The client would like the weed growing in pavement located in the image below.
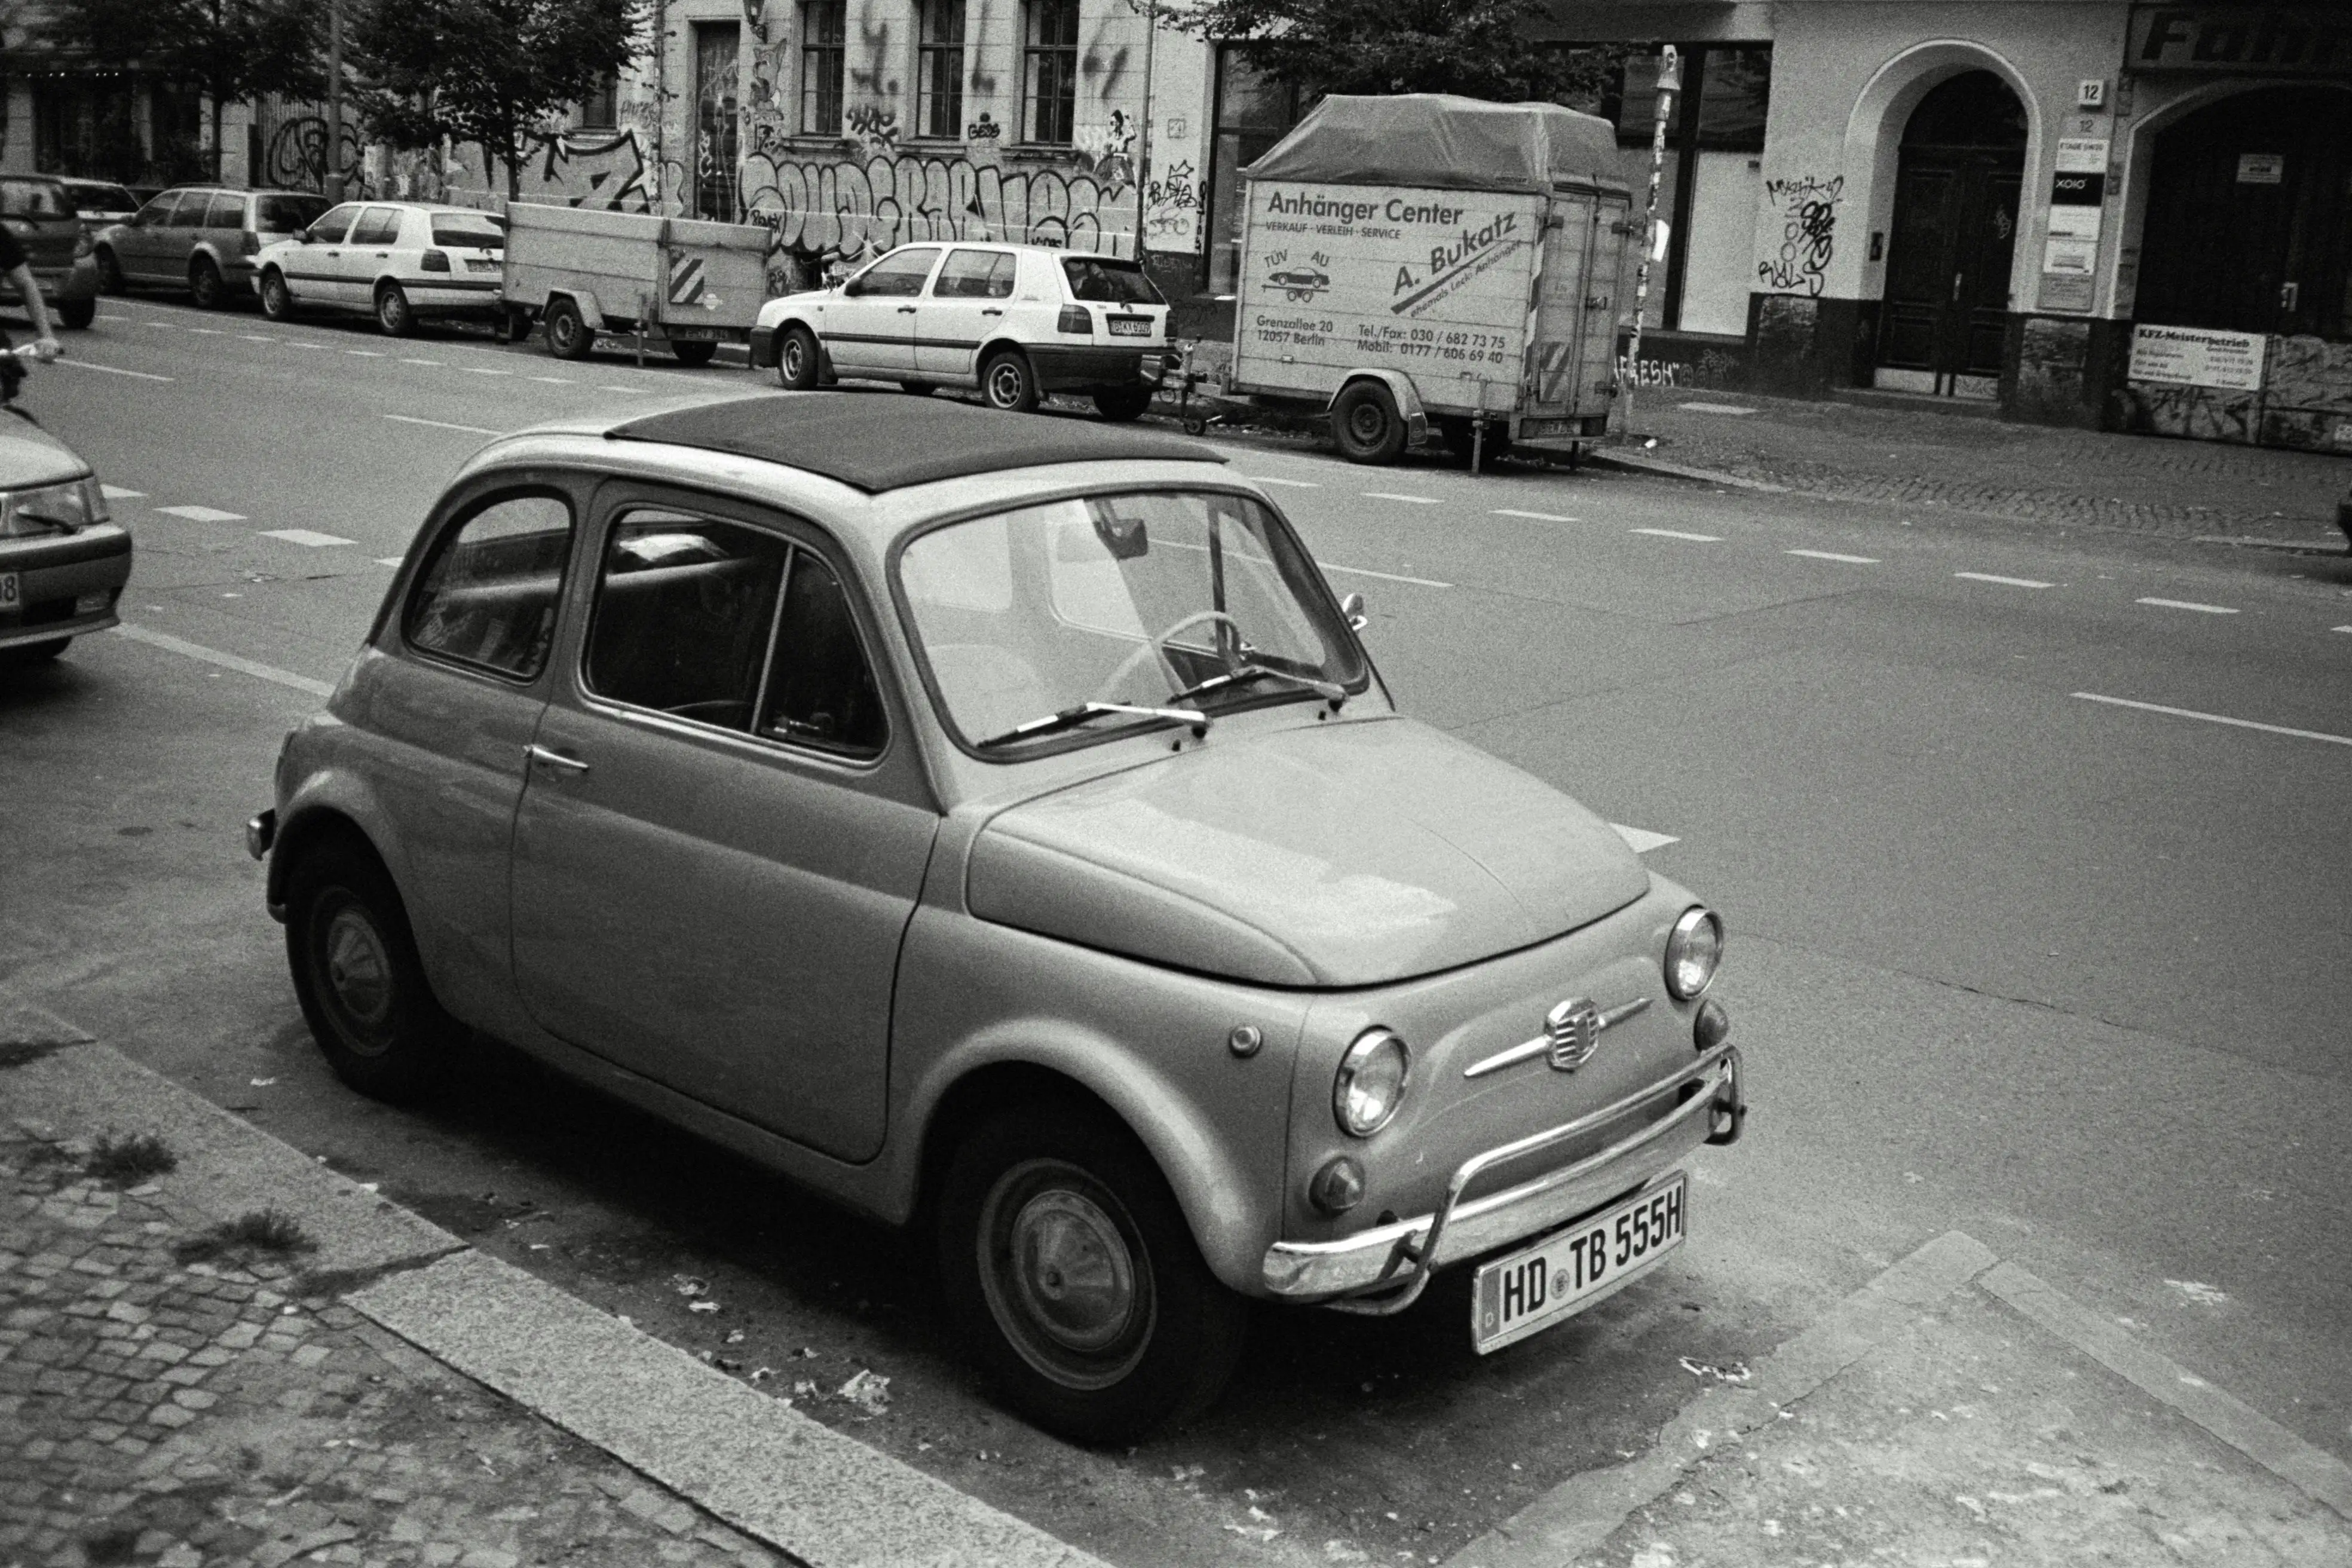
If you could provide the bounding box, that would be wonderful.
[85,1131,178,1188]
[175,1206,317,1263]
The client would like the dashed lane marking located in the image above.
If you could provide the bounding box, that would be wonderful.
[112,624,335,698]
[1493,509,1578,522]
[1609,824,1679,854]
[599,384,656,393]
[375,557,405,568]
[2136,596,2239,615]
[2072,692,2351,749]
[1632,527,1721,542]
[464,366,516,376]
[259,528,356,548]
[2337,626,2352,634]
[1242,475,1321,488]
[100,486,144,501]
[399,358,444,366]
[1362,491,1445,504]
[153,506,246,523]
[186,327,226,335]
[1786,548,1881,564]
[1676,401,1756,416]
[97,313,130,322]
[383,414,506,436]
[1955,571,2053,588]
[1322,562,1451,589]
[51,360,172,382]
[347,350,387,357]
[238,334,277,342]
[528,375,574,384]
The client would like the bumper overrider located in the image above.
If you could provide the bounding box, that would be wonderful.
[1262,1042,1744,1310]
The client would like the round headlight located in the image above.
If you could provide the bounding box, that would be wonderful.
[1334,1028,1410,1137]
[1665,907,1723,1000]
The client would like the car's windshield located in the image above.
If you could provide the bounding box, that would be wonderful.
[897,490,1364,754]
[1061,256,1165,305]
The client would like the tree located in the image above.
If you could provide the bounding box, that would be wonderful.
[1169,0,1625,106]
[348,0,647,202]
[38,0,326,178]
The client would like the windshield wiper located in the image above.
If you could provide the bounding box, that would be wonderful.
[1166,663,1348,709]
[973,700,1208,749]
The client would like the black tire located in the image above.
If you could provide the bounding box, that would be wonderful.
[545,296,594,360]
[670,338,718,366]
[981,349,1040,414]
[1332,380,1408,464]
[56,298,95,330]
[899,379,936,397]
[259,269,295,323]
[776,324,821,389]
[1093,385,1152,422]
[189,256,224,311]
[95,247,125,295]
[286,840,457,1102]
[375,281,415,338]
[0,637,69,666]
[936,1101,1247,1444]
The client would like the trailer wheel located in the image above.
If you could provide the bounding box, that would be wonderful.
[1332,381,1408,465]
[670,339,718,366]
[545,296,595,360]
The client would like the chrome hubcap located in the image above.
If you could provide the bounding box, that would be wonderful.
[322,906,394,1049]
[783,342,804,378]
[978,1160,1153,1389]
[990,364,1022,405]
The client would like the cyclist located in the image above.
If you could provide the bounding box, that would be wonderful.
[0,215,60,400]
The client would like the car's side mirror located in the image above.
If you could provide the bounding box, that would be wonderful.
[840,274,865,298]
[1340,591,1367,631]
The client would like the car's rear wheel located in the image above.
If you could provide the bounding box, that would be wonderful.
[1331,379,1408,464]
[375,281,415,337]
[545,296,594,360]
[1093,385,1152,422]
[776,324,821,389]
[981,349,1040,413]
[286,840,457,1102]
[188,256,224,311]
[259,269,295,322]
[94,247,125,295]
[670,338,718,366]
[937,1101,1247,1444]
[56,299,94,330]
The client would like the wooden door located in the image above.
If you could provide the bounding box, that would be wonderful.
[1878,151,2020,378]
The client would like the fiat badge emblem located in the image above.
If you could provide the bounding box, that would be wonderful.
[1545,997,1602,1071]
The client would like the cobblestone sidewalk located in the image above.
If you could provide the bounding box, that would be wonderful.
[1617,391,2352,546]
[1,1122,790,1568]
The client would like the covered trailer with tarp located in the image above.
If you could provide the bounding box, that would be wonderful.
[1225,94,1634,465]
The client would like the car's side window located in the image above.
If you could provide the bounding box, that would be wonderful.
[204,193,249,229]
[404,492,575,679]
[848,246,941,298]
[307,204,360,244]
[135,193,180,228]
[934,249,1015,299]
[760,551,887,758]
[584,511,790,733]
[351,207,402,246]
[166,195,207,229]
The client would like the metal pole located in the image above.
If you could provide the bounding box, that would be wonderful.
[324,0,344,201]
[1621,44,1678,440]
[653,0,668,211]
[1134,0,1156,262]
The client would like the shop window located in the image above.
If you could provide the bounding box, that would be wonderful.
[1609,44,1772,335]
[1203,47,1304,295]
[801,0,846,136]
[917,0,966,140]
[1022,0,1080,146]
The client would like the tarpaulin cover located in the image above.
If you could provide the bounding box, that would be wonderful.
[1242,93,1626,197]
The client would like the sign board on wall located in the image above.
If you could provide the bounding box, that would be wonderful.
[2048,206,2103,239]
[2038,275,2095,312]
[2043,237,2099,275]
[2235,152,2284,184]
[2127,323,2266,390]
[2054,138,2109,174]
[2127,5,2352,74]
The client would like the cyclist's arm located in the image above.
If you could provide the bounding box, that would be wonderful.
[7,264,57,360]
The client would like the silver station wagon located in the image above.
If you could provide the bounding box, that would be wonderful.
[248,395,1744,1441]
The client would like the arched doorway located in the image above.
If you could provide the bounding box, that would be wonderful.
[2135,88,2352,342]
[1876,71,2027,390]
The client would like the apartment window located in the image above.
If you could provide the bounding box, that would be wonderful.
[917,0,965,140]
[1022,0,1079,146]
[578,72,620,130]
[1609,43,1773,335]
[801,0,846,136]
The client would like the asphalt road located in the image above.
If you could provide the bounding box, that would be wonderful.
[5,292,2350,1566]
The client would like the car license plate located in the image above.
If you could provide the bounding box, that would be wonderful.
[1107,316,1152,337]
[0,572,17,611]
[666,325,724,342]
[1519,416,1573,439]
[1472,1172,1686,1354]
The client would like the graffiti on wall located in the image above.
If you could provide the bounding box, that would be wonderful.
[742,146,1132,266]
[1142,156,1199,246]
[1757,174,1841,297]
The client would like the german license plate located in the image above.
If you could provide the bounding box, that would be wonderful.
[1519,416,1573,439]
[0,571,17,611]
[1472,1173,1686,1353]
[1107,316,1152,337]
[666,325,724,342]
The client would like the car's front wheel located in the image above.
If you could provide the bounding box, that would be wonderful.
[937,1101,1247,1444]
[94,247,125,295]
[259,269,295,322]
[981,349,1040,413]
[776,324,821,389]
[286,838,456,1102]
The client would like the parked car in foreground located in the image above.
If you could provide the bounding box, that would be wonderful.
[256,201,506,335]
[247,393,1742,1441]
[1,176,102,330]
[751,242,1171,419]
[0,361,130,665]
[56,178,139,245]
[94,186,331,308]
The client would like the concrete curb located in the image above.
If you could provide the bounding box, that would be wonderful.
[1583,451,1793,496]
[0,1030,1110,1568]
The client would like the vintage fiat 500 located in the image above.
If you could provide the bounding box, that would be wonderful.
[248,394,1742,1442]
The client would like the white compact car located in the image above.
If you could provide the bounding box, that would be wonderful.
[256,202,506,336]
[751,242,1169,421]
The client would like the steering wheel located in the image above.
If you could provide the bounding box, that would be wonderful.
[1092,610,1241,704]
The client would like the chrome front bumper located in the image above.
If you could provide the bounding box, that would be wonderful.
[1261,1043,1743,1310]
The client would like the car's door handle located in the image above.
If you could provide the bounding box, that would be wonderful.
[525,743,589,774]
[982,308,1003,316]
[896,305,918,313]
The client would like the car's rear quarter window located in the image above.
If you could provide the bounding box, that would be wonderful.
[405,492,575,679]
[1061,256,1165,305]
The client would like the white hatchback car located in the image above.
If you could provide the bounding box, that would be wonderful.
[751,242,1169,420]
[256,202,506,336]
